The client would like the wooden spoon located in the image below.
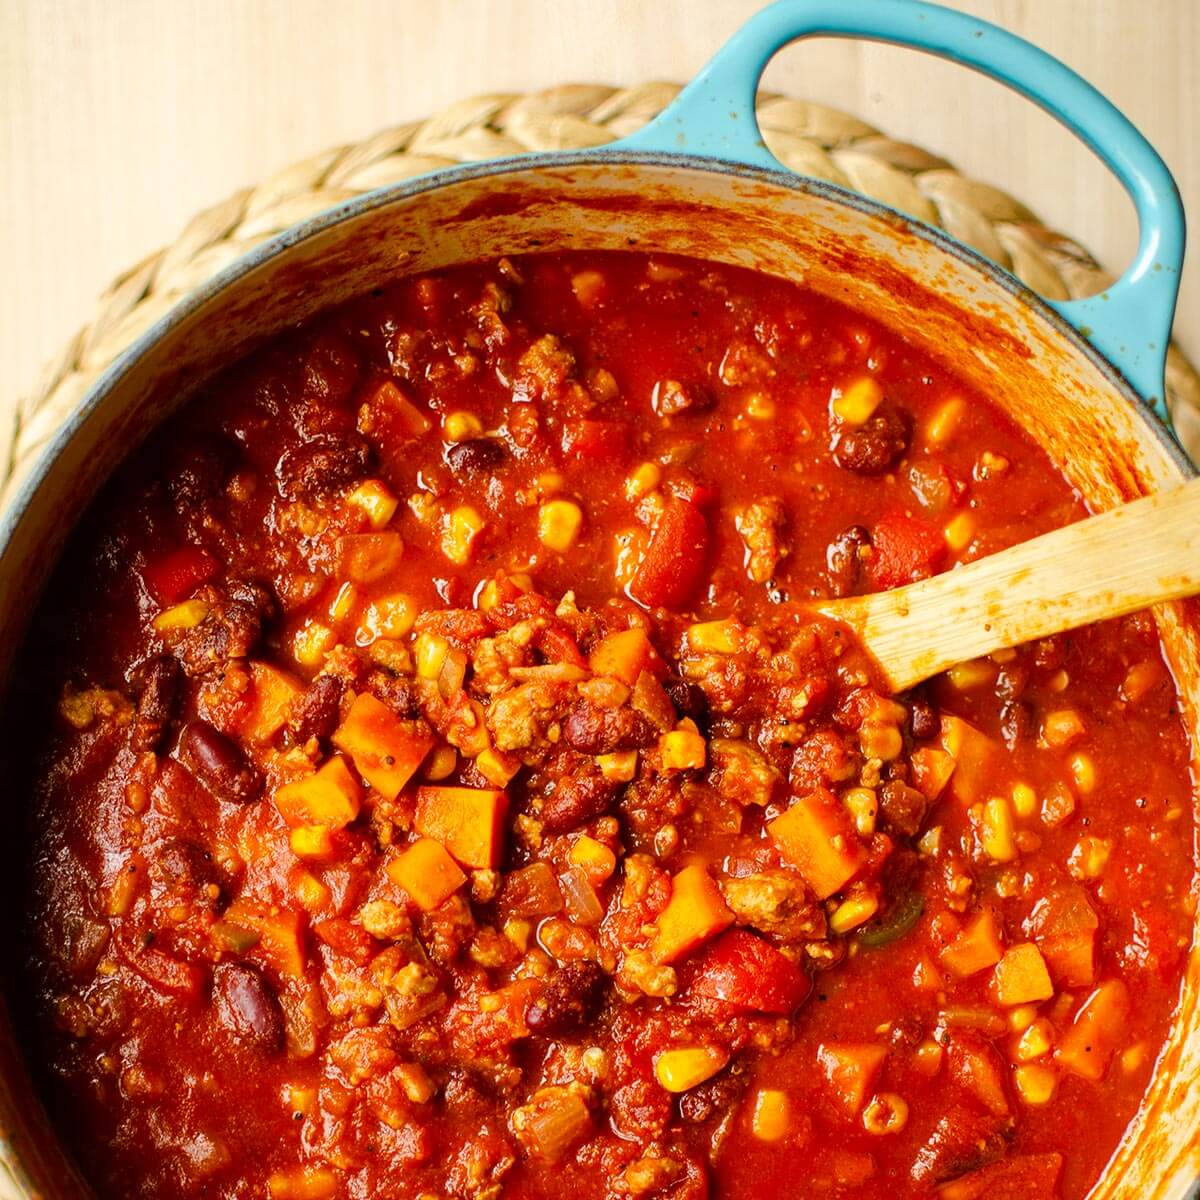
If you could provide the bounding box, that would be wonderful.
[817,479,1200,693]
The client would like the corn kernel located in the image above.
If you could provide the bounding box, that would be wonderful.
[744,392,776,421]
[1014,1018,1054,1062]
[862,1092,909,1135]
[395,1062,435,1104]
[504,918,532,952]
[943,511,976,554]
[946,658,994,691]
[659,728,706,771]
[357,592,417,643]
[859,722,902,762]
[621,463,661,504]
[597,750,638,782]
[290,825,336,861]
[1121,1043,1147,1073]
[538,499,584,553]
[1007,1004,1039,1033]
[442,506,484,566]
[415,631,450,680]
[1012,782,1038,819]
[750,1089,791,1142]
[1069,752,1097,794]
[570,835,618,882]
[832,376,884,425]
[843,787,878,838]
[346,479,399,530]
[443,411,483,442]
[1042,709,1085,747]
[152,599,209,631]
[477,747,520,787]
[654,1046,729,1093]
[980,797,1018,863]
[1013,1063,1057,1106]
[926,396,965,445]
[1068,835,1112,880]
[687,619,743,655]
[328,581,359,623]
[830,891,880,934]
[424,745,457,781]
[293,621,337,668]
[913,1039,943,1075]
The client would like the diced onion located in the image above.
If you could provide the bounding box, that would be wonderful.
[560,866,605,925]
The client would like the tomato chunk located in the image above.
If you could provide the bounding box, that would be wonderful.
[870,513,945,589]
[689,929,811,1013]
[561,419,627,464]
[628,497,709,610]
[141,545,218,605]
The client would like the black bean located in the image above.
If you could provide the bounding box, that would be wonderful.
[525,962,606,1036]
[212,962,283,1053]
[276,434,371,501]
[181,720,262,804]
[908,696,939,741]
[831,405,911,475]
[445,438,507,477]
[826,524,872,597]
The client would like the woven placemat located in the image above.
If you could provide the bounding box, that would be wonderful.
[5,81,1199,504]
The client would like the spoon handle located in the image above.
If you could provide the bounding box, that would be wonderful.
[818,478,1200,693]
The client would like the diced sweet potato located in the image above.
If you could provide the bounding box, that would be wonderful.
[946,1034,1009,1115]
[268,1165,341,1199]
[273,756,362,829]
[910,747,956,801]
[940,910,1004,977]
[992,943,1053,1006]
[337,532,404,585]
[222,900,306,978]
[333,693,434,801]
[1056,979,1129,1080]
[387,837,466,911]
[816,1042,887,1115]
[357,377,431,442]
[937,1153,1063,1200]
[588,627,654,686]
[938,715,998,804]
[767,788,865,900]
[414,786,508,869]
[1023,885,1098,987]
[242,661,304,743]
[688,929,810,1013]
[651,864,735,964]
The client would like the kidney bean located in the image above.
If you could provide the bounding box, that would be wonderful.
[540,768,618,834]
[129,654,182,751]
[153,838,223,903]
[180,721,262,804]
[826,524,872,597]
[562,702,655,755]
[445,438,507,477]
[288,674,343,745]
[879,780,927,837]
[212,962,283,1053]
[525,961,606,1036]
[831,405,910,475]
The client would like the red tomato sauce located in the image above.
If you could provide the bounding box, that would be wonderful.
[3,252,1195,1200]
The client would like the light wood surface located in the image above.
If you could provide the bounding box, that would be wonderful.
[821,480,1200,692]
[1,0,1197,442]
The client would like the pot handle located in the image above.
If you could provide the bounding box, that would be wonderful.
[614,0,1185,423]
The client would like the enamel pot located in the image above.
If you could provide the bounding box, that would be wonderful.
[0,1,1193,1196]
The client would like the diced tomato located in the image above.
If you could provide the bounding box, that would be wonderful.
[870,513,945,590]
[313,917,375,965]
[666,470,718,511]
[114,929,204,1001]
[140,545,218,605]
[560,419,628,464]
[688,929,811,1013]
[538,625,587,668]
[628,497,709,610]
[937,1152,1063,1200]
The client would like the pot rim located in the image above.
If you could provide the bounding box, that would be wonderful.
[1,148,1193,569]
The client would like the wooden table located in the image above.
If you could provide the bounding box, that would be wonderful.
[2,0,1196,436]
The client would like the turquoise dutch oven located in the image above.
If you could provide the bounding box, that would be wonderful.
[0,1,1194,1196]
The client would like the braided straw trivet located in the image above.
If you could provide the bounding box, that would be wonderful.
[6,82,1199,504]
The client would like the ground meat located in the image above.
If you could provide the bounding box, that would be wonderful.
[651,379,713,416]
[167,579,275,676]
[540,764,619,834]
[721,870,825,940]
[288,673,344,744]
[514,334,575,401]
[276,432,371,501]
[826,524,872,597]
[678,1074,743,1124]
[525,962,607,1036]
[831,404,911,475]
[446,438,507,477]
[164,437,234,510]
[562,701,655,755]
[128,654,182,751]
[735,497,789,584]
[879,780,927,837]
[909,1108,1010,1185]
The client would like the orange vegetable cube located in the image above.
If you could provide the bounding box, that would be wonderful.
[1056,980,1130,1080]
[387,837,467,911]
[767,788,866,900]
[909,747,956,801]
[816,1042,887,1115]
[589,627,654,686]
[337,532,405,586]
[241,661,303,743]
[941,910,1005,977]
[222,900,306,978]
[289,865,332,913]
[992,943,1054,1006]
[414,786,509,869]
[289,825,336,861]
[357,377,432,442]
[938,714,998,804]
[651,864,734,964]
[333,693,434,801]
[268,1165,340,1199]
[273,756,362,829]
